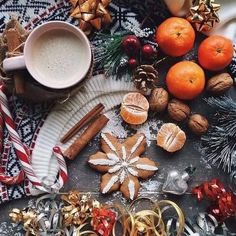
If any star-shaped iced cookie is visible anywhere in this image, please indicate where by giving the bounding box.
[88,133,158,200]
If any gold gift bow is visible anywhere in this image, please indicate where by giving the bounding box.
[187,0,220,32]
[70,0,112,34]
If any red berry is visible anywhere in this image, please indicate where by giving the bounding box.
[122,35,141,56]
[142,44,155,59]
[128,58,137,68]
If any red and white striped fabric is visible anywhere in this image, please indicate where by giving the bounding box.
[0,86,68,192]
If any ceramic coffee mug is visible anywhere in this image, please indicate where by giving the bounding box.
[3,21,92,89]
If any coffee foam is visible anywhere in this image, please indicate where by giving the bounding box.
[32,29,84,82]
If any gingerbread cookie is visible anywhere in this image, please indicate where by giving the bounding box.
[88,133,158,200]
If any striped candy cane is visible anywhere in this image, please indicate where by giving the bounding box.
[0,86,68,191]
[0,167,25,185]
[0,102,25,185]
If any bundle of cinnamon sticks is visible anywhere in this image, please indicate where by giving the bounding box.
[3,18,28,95]
[62,103,109,160]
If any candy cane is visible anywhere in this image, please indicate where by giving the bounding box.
[50,147,68,190]
[0,102,25,185]
[0,167,25,185]
[0,106,3,152]
[0,86,68,191]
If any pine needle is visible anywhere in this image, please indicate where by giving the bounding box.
[201,96,236,173]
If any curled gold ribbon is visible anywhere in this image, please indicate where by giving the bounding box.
[112,197,185,236]
[9,193,185,236]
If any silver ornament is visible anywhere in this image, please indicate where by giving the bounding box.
[162,166,196,195]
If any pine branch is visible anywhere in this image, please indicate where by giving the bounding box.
[201,96,236,172]
[92,32,131,79]
[205,96,236,113]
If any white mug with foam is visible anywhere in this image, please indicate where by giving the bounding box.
[3,21,92,89]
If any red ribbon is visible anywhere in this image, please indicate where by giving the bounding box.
[192,179,236,221]
[92,208,116,236]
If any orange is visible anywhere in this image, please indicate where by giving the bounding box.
[120,92,149,125]
[156,123,186,153]
[166,61,205,100]
[155,17,195,57]
[198,35,234,71]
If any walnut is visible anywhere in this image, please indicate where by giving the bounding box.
[207,73,233,95]
[149,88,169,112]
[188,114,209,135]
[167,99,191,121]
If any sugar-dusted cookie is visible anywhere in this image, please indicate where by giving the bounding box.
[88,133,158,200]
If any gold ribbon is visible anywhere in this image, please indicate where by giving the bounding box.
[9,193,185,236]
[187,0,221,32]
[112,197,185,236]
[70,0,112,34]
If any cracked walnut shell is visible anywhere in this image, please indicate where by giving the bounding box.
[156,123,186,152]
[167,99,191,121]
[149,88,169,112]
[188,114,209,135]
[206,73,233,95]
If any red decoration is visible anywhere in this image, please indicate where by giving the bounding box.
[92,208,116,236]
[128,58,138,69]
[192,179,236,222]
[142,44,155,59]
[0,86,68,189]
[122,35,141,56]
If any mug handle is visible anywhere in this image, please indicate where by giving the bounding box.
[3,55,26,72]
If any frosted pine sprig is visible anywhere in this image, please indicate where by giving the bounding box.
[201,96,236,172]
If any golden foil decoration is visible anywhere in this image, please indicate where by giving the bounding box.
[9,193,186,236]
[187,0,220,32]
[113,198,185,236]
[9,208,39,235]
[70,0,112,35]
[61,191,100,226]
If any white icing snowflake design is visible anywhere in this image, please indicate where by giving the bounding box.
[88,133,158,200]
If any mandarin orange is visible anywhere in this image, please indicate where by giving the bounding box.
[166,61,205,100]
[120,92,149,125]
[198,35,234,71]
[155,17,195,57]
[157,123,186,153]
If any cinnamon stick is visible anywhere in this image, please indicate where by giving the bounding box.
[63,114,109,160]
[5,28,21,52]
[60,103,104,143]
[5,28,25,95]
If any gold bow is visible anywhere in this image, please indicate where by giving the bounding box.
[187,0,220,32]
[61,191,101,226]
[70,0,112,35]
